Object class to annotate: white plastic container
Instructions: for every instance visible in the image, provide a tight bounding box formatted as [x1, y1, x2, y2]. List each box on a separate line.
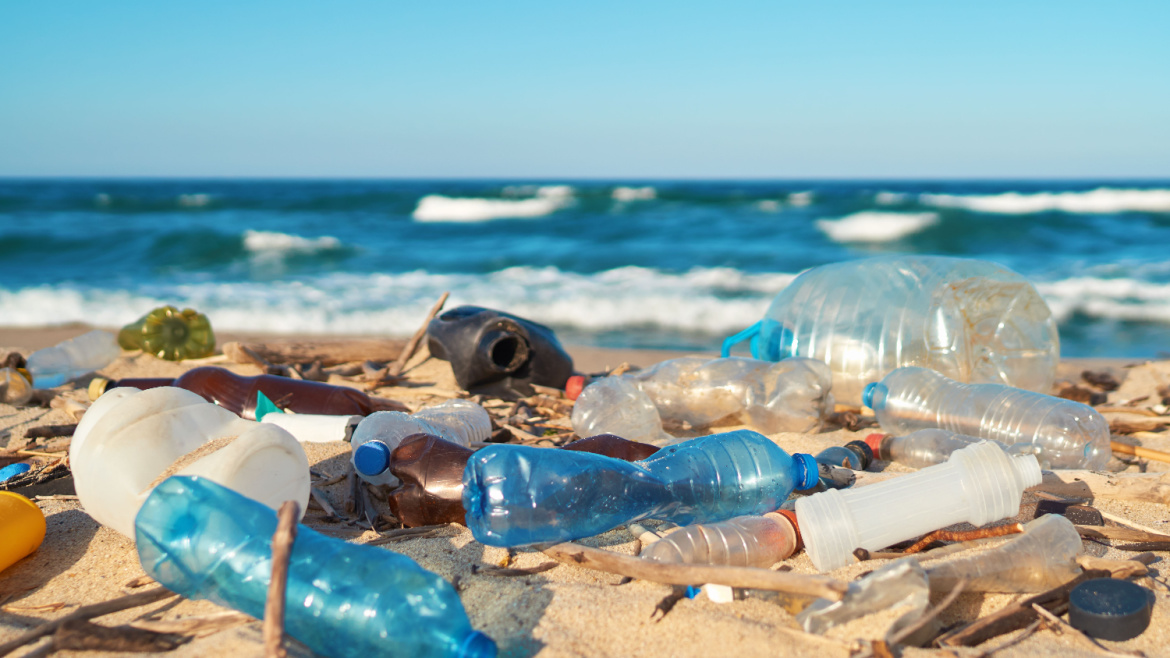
[795, 441, 1041, 571]
[71, 386, 310, 538]
[865, 367, 1109, 469]
[27, 330, 122, 389]
[571, 376, 673, 446]
[724, 256, 1059, 405]
[350, 399, 492, 486]
[260, 413, 363, 443]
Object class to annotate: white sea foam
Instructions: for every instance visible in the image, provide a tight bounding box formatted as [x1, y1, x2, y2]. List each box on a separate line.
[1037, 277, 1170, 324]
[413, 186, 573, 222]
[787, 191, 814, 206]
[875, 191, 908, 205]
[177, 193, 212, 208]
[243, 230, 342, 254]
[612, 186, 657, 201]
[815, 211, 939, 243]
[920, 188, 1170, 214]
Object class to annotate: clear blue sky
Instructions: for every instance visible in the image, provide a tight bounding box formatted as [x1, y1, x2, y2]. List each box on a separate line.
[1, 1, 1167, 178]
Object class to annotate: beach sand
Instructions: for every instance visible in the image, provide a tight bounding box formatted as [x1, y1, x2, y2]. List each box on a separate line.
[1, 325, 1168, 658]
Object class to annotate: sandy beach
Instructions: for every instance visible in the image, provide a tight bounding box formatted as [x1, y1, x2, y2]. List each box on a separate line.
[1, 325, 1168, 658]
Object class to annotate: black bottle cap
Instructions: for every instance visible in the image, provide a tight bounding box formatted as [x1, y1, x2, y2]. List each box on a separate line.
[843, 440, 874, 470]
[1068, 578, 1153, 641]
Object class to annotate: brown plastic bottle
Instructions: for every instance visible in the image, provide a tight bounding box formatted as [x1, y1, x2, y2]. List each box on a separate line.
[387, 433, 662, 527]
[88, 366, 405, 419]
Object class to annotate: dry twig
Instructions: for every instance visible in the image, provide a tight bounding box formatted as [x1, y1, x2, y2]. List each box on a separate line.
[902, 523, 1023, 555]
[263, 500, 299, 658]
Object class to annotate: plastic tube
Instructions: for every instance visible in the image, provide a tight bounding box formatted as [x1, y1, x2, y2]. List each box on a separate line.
[641, 511, 800, 568]
[795, 441, 1041, 571]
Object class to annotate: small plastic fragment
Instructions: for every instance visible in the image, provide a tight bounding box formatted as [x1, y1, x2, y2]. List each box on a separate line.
[797, 558, 930, 640]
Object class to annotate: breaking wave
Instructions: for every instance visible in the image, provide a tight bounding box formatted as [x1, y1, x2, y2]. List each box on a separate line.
[413, 186, 574, 222]
[815, 211, 939, 243]
[920, 188, 1170, 214]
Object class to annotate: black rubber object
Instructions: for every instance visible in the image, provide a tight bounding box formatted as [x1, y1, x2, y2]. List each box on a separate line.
[426, 306, 574, 398]
[1068, 578, 1152, 641]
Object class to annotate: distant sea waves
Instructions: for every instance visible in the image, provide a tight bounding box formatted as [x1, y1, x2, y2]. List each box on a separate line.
[1, 180, 1169, 356]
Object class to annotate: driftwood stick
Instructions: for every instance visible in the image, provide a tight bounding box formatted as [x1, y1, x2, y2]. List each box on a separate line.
[1075, 524, 1170, 543]
[1111, 440, 1170, 464]
[264, 501, 299, 658]
[224, 339, 407, 368]
[0, 586, 177, 658]
[542, 541, 848, 601]
[386, 292, 449, 379]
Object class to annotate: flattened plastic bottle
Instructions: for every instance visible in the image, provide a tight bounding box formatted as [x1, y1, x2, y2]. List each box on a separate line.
[352, 400, 493, 487]
[27, 330, 121, 389]
[463, 429, 819, 547]
[118, 305, 215, 361]
[641, 511, 800, 568]
[864, 367, 1109, 469]
[136, 476, 496, 658]
[722, 256, 1059, 405]
[570, 376, 673, 446]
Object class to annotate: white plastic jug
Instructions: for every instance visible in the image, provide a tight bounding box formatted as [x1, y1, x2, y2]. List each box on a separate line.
[71, 386, 311, 538]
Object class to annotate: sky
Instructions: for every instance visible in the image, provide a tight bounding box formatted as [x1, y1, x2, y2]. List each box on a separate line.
[1, 1, 1168, 179]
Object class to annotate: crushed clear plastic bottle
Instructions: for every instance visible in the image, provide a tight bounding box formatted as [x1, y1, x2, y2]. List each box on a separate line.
[136, 476, 495, 658]
[27, 330, 121, 389]
[570, 376, 674, 446]
[352, 399, 493, 487]
[463, 429, 819, 548]
[864, 367, 1109, 470]
[641, 512, 799, 568]
[723, 256, 1059, 405]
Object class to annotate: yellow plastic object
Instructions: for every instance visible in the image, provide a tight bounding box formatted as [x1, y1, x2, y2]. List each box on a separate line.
[0, 491, 46, 572]
[119, 305, 216, 361]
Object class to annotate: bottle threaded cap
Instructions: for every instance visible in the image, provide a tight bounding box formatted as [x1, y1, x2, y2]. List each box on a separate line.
[794, 453, 819, 490]
[1069, 578, 1152, 641]
[88, 377, 112, 401]
[353, 441, 392, 476]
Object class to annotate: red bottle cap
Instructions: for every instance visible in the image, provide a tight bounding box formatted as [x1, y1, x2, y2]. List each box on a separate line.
[565, 375, 586, 400]
[864, 433, 887, 457]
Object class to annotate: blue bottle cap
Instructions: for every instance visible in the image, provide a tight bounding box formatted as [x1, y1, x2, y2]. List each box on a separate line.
[0, 462, 31, 483]
[353, 441, 392, 476]
[794, 453, 819, 490]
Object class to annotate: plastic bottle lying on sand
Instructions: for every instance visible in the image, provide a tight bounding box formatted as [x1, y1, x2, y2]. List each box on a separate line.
[352, 399, 493, 487]
[795, 441, 1041, 571]
[865, 429, 1037, 469]
[570, 376, 673, 446]
[864, 367, 1109, 470]
[70, 386, 310, 538]
[641, 511, 800, 568]
[27, 330, 121, 389]
[463, 429, 819, 548]
[137, 476, 496, 658]
[118, 305, 216, 361]
[925, 514, 1084, 594]
[722, 256, 1059, 405]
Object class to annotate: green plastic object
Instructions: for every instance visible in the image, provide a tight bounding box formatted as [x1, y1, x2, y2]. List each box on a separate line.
[253, 390, 282, 420]
[119, 306, 215, 361]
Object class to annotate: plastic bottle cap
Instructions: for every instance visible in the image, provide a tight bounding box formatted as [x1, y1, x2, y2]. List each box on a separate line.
[0, 462, 31, 484]
[862, 383, 878, 409]
[88, 377, 112, 401]
[794, 453, 819, 490]
[353, 441, 392, 476]
[1069, 578, 1152, 641]
[864, 433, 887, 457]
[565, 375, 586, 401]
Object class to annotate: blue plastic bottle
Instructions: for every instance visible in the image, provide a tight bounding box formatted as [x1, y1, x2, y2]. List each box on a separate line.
[136, 476, 496, 658]
[462, 429, 818, 548]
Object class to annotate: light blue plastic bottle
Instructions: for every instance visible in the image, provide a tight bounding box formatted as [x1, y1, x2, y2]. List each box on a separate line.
[462, 429, 818, 548]
[136, 476, 496, 658]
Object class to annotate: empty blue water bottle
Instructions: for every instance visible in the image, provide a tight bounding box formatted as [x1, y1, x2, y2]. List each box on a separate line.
[136, 476, 496, 658]
[463, 429, 819, 547]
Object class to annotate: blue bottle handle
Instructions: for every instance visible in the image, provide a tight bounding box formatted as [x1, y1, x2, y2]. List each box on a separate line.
[721, 321, 762, 359]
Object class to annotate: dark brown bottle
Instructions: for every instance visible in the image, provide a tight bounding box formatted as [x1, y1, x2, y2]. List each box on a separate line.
[88, 366, 406, 419]
[387, 433, 662, 527]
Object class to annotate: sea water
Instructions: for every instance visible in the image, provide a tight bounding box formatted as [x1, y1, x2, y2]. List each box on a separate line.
[1, 179, 1168, 357]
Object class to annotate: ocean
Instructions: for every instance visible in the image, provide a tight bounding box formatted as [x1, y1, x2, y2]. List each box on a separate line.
[1, 179, 1168, 358]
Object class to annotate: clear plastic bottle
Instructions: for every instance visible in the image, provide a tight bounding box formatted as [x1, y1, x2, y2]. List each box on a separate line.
[795, 441, 1041, 571]
[27, 330, 121, 388]
[627, 356, 834, 433]
[722, 256, 1059, 405]
[924, 514, 1083, 594]
[570, 376, 673, 446]
[463, 429, 819, 548]
[136, 476, 496, 658]
[0, 368, 33, 405]
[865, 429, 1037, 469]
[864, 367, 1109, 470]
[352, 399, 492, 486]
[641, 511, 800, 568]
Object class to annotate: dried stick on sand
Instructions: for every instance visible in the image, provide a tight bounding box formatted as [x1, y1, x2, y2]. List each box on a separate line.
[263, 500, 300, 658]
[542, 542, 848, 601]
[224, 339, 407, 367]
[386, 291, 449, 379]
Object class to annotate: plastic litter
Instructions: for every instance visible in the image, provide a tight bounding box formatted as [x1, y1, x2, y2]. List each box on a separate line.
[1069, 578, 1153, 641]
[723, 255, 1059, 405]
[796, 441, 1041, 571]
[254, 392, 363, 443]
[864, 366, 1110, 469]
[71, 386, 310, 537]
[924, 514, 1083, 594]
[426, 305, 573, 397]
[0, 462, 31, 483]
[0, 491, 46, 573]
[0, 367, 33, 405]
[641, 511, 800, 568]
[118, 305, 215, 361]
[27, 329, 121, 389]
[797, 558, 930, 640]
[570, 375, 673, 446]
[352, 399, 493, 486]
[463, 429, 819, 547]
[388, 433, 661, 528]
[137, 476, 496, 658]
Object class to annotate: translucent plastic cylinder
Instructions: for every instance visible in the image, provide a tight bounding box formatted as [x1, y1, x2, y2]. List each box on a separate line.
[865, 367, 1109, 469]
[641, 512, 799, 568]
[735, 256, 1059, 405]
[137, 476, 496, 658]
[570, 376, 673, 446]
[795, 441, 1041, 571]
[352, 399, 492, 486]
[27, 330, 121, 388]
[868, 429, 1035, 469]
[463, 429, 819, 548]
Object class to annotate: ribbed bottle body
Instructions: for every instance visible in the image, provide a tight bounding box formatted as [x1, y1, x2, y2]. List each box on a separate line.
[641, 513, 797, 568]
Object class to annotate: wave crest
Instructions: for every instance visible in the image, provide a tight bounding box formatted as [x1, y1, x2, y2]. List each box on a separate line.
[920, 188, 1170, 214]
[413, 187, 573, 222]
[815, 211, 939, 243]
[243, 230, 342, 254]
